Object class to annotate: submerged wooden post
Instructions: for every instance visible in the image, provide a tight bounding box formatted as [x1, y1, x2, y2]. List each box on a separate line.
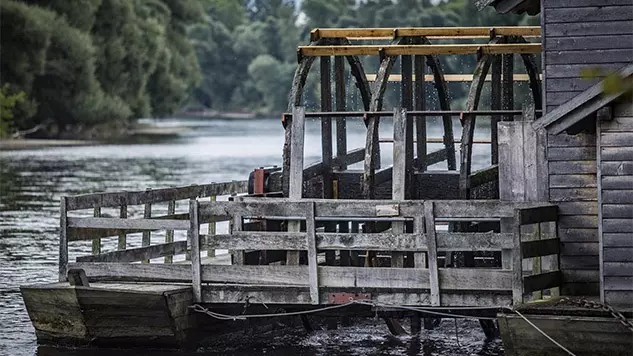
[59, 197, 68, 282]
[189, 199, 201, 303]
[287, 106, 305, 265]
[392, 107, 406, 268]
[165, 200, 176, 264]
[92, 206, 101, 255]
[142, 189, 152, 264]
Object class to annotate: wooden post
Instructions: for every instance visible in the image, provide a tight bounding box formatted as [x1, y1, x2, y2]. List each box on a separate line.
[165, 200, 175, 264]
[142, 189, 152, 264]
[502, 53, 514, 122]
[92, 206, 101, 255]
[335, 56, 347, 170]
[414, 214, 426, 268]
[189, 199, 201, 303]
[306, 202, 319, 304]
[401, 54, 414, 199]
[118, 202, 127, 250]
[231, 214, 244, 265]
[207, 196, 216, 258]
[512, 209, 523, 305]
[414, 55, 427, 174]
[59, 197, 68, 282]
[287, 106, 305, 265]
[321, 56, 333, 199]
[392, 107, 406, 268]
[424, 201, 440, 306]
[490, 54, 502, 164]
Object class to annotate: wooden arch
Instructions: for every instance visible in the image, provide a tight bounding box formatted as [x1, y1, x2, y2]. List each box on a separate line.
[458, 35, 542, 199]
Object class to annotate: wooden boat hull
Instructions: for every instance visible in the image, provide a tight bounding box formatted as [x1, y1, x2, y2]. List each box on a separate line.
[498, 312, 633, 356]
[21, 283, 194, 348]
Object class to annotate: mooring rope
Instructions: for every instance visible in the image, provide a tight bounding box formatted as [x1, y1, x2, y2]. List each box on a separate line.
[190, 300, 579, 355]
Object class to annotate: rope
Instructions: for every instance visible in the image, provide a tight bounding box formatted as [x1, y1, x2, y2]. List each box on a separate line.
[190, 299, 579, 356]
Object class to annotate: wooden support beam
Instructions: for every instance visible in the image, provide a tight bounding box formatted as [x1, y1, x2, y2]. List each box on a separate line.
[287, 106, 306, 265]
[306, 202, 318, 304]
[392, 107, 407, 268]
[414, 55, 426, 173]
[189, 199, 201, 303]
[142, 190, 152, 264]
[321, 56, 336, 267]
[118, 204, 127, 250]
[59, 197, 68, 282]
[91, 207, 101, 255]
[67, 217, 189, 230]
[310, 27, 541, 41]
[424, 201, 441, 306]
[512, 209, 523, 305]
[335, 56, 347, 170]
[165, 200, 176, 264]
[299, 44, 542, 57]
[502, 53, 514, 122]
[76, 240, 188, 263]
[491, 55, 502, 164]
[366, 73, 537, 82]
[401, 56, 414, 200]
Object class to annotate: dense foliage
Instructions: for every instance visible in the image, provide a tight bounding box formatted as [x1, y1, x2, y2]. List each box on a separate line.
[0, 0, 537, 137]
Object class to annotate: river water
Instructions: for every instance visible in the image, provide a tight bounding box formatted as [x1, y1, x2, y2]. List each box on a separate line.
[0, 117, 499, 356]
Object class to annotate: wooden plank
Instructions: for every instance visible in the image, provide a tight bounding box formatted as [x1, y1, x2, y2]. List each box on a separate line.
[321, 56, 333, 201]
[546, 34, 633, 52]
[545, 6, 633, 23]
[306, 202, 318, 304]
[289, 106, 306, 199]
[548, 161, 596, 174]
[547, 49, 633, 66]
[519, 205, 559, 224]
[298, 44, 542, 57]
[601, 162, 633, 175]
[559, 215, 598, 229]
[392, 107, 407, 268]
[76, 241, 188, 263]
[604, 276, 633, 291]
[602, 147, 633, 161]
[603, 232, 633, 247]
[433, 200, 545, 219]
[118, 204, 127, 250]
[424, 201, 440, 306]
[602, 116, 633, 132]
[603, 205, 633, 218]
[603, 219, 633, 233]
[522, 238, 560, 259]
[549, 188, 596, 202]
[559, 228, 598, 242]
[560, 255, 599, 270]
[603, 191, 633, 204]
[499, 122, 525, 201]
[512, 210, 523, 304]
[600, 132, 633, 147]
[142, 196, 152, 264]
[605, 290, 633, 306]
[67, 213, 195, 241]
[549, 174, 596, 188]
[502, 52, 514, 122]
[602, 176, 633, 190]
[367, 73, 537, 82]
[604, 247, 633, 262]
[67, 217, 189, 231]
[413, 215, 426, 269]
[66, 181, 248, 210]
[546, 20, 633, 37]
[91, 207, 101, 255]
[557, 202, 598, 216]
[311, 27, 540, 39]
[59, 197, 68, 282]
[523, 271, 561, 293]
[561, 242, 599, 256]
[547, 147, 596, 161]
[189, 200, 201, 302]
[165, 200, 176, 263]
[414, 55, 426, 172]
[470, 165, 499, 188]
[545, 63, 625, 79]
[490, 54, 501, 165]
[603, 262, 633, 276]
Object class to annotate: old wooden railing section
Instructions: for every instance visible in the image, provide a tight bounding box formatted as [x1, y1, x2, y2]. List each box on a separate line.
[61, 191, 562, 307]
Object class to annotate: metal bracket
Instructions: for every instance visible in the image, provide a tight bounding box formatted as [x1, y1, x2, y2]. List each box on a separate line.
[328, 292, 371, 304]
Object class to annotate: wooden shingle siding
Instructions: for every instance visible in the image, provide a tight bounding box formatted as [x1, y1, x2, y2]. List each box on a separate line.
[598, 99, 633, 305]
[543, 2, 633, 111]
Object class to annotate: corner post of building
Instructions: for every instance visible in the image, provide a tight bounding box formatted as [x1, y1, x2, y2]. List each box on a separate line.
[287, 106, 306, 265]
[189, 199, 201, 303]
[59, 196, 68, 282]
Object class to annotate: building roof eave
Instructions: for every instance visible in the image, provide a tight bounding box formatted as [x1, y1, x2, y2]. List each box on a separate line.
[532, 63, 633, 135]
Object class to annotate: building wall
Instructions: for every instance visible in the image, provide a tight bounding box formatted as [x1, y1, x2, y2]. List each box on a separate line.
[542, 0, 633, 296]
[598, 99, 633, 306]
[543, 0, 633, 111]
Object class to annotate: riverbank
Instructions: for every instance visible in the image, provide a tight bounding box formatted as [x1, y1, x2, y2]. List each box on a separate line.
[0, 139, 96, 151]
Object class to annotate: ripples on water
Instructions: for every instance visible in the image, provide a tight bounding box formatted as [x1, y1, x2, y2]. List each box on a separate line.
[0, 118, 497, 356]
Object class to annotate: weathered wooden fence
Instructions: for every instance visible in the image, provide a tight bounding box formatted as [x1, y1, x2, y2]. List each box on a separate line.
[60, 181, 248, 281]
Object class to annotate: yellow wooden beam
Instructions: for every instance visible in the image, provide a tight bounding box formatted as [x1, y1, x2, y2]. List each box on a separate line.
[298, 43, 542, 57]
[365, 74, 542, 82]
[310, 26, 541, 41]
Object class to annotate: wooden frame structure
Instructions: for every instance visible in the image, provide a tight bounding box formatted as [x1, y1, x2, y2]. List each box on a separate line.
[282, 26, 543, 203]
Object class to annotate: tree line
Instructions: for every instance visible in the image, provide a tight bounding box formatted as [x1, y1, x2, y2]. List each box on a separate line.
[0, 0, 535, 138]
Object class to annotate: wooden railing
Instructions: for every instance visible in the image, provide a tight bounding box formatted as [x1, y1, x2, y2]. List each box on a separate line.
[59, 181, 248, 281]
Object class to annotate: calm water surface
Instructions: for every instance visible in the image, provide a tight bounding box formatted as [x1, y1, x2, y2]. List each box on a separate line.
[0, 117, 498, 356]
